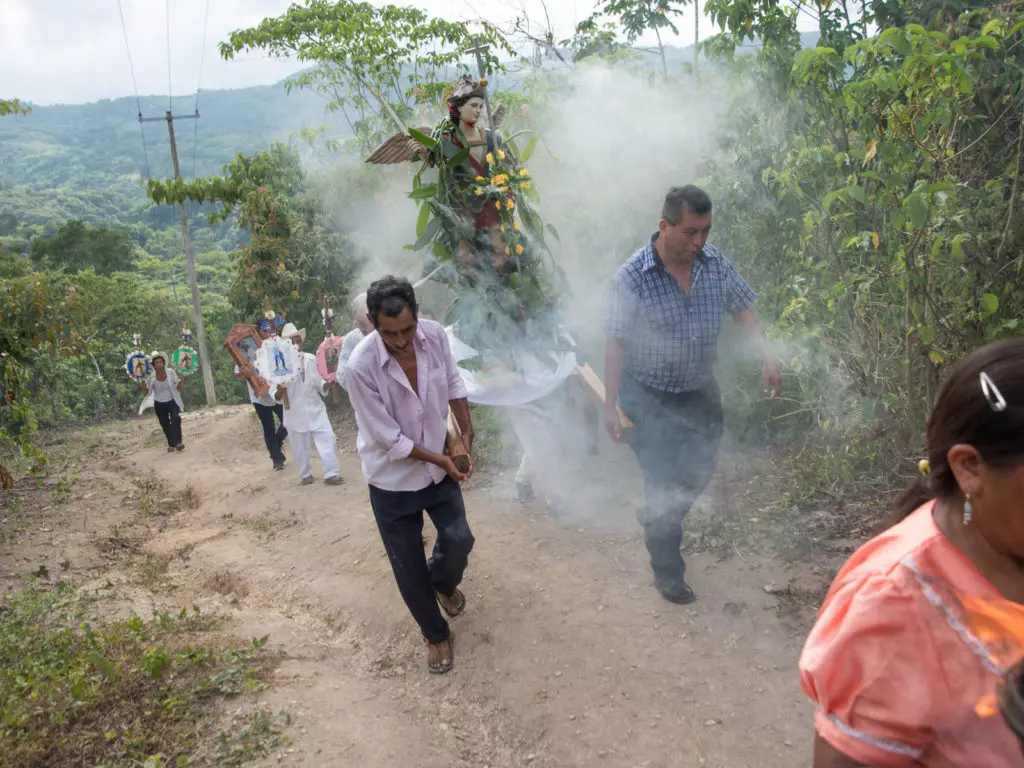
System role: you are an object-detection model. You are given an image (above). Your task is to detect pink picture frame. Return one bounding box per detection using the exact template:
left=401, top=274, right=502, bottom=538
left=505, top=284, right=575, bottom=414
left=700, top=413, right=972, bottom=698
left=316, top=336, right=345, bottom=384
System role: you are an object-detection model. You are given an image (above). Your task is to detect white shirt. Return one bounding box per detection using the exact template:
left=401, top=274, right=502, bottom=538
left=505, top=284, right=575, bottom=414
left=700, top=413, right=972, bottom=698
left=235, top=364, right=276, bottom=407
left=336, top=327, right=366, bottom=391
left=139, top=367, right=184, bottom=415
left=151, top=376, right=175, bottom=402
left=281, top=352, right=332, bottom=433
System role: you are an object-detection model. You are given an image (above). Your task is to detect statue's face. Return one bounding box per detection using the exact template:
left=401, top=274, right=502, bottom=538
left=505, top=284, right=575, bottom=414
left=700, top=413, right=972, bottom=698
left=459, top=97, right=485, bottom=125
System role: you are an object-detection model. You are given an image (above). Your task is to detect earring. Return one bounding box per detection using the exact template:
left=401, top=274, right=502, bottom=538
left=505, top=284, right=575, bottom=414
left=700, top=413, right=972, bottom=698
left=963, top=495, right=973, bottom=526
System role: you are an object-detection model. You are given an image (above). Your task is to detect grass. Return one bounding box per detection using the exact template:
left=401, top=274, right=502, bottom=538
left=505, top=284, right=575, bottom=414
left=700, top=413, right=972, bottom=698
left=0, top=581, right=281, bottom=767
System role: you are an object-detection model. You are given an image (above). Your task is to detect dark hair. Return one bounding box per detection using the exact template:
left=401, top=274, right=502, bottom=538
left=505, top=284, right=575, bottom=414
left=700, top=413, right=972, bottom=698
left=662, top=185, right=712, bottom=224
left=891, top=338, right=1024, bottom=524
left=366, top=275, right=418, bottom=328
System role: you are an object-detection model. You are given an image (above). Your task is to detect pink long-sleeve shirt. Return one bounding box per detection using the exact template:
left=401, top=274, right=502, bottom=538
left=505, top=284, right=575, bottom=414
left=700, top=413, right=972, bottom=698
left=345, top=319, right=468, bottom=492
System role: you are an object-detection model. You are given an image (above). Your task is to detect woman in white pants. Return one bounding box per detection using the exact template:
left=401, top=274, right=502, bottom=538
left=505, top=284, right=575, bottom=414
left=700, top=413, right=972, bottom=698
left=275, top=323, right=342, bottom=486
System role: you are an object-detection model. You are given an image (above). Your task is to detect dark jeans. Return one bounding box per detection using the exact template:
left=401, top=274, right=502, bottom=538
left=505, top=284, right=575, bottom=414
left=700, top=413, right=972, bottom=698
left=253, top=402, right=287, bottom=461
left=619, top=374, right=724, bottom=588
left=368, top=476, right=475, bottom=643
left=153, top=400, right=182, bottom=447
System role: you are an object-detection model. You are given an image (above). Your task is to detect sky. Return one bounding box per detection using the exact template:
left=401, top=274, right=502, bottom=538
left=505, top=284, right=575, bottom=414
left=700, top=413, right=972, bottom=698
left=0, top=0, right=755, bottom=106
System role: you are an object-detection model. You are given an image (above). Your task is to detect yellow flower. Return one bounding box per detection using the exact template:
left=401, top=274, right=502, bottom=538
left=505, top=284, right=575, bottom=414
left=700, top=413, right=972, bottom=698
left=519, top=168, right=529, bottom=176
left=500, top=225, right=506, bottom=232
left=515, top=243, right=524, bottom=255
left=475, top=188, right=484, bottom=196
left=498, top=186, right=509, bottom=194
left=498, top=150, right=506, bottom=160
left=513, top=220, right=520, bottom=231
left=521, top=182, right=531, bottom=189
left=485, top=152, right=494, bottom=164
left=504, top=247, right=511, bottom=255
left=495, top=201, right=502, bottom=211
left=506, top=199, right=515, bottom=211
left=475, top=175, right=485, bottom=182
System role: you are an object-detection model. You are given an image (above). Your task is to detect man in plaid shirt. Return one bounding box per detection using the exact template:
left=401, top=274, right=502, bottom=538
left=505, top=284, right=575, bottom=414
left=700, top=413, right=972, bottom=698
left=604, top=185, right=782, bottom=604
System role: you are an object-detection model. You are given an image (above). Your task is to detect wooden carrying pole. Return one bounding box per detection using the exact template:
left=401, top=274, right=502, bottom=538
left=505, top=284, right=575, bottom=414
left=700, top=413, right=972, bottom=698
left=445, top=409, right=471, bottom=473
left=574, top=363, right=634, bottom=441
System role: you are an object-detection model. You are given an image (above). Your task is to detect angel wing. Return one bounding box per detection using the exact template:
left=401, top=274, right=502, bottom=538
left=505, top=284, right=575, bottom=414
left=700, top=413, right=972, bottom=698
left=365, top=127, right=433, bottom=165
left=490, top=103, right=505, bottom=131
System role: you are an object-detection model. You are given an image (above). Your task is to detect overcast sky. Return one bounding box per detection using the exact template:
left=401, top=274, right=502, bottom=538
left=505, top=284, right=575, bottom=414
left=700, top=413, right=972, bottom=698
left=2, top=0, right=810, bottom=106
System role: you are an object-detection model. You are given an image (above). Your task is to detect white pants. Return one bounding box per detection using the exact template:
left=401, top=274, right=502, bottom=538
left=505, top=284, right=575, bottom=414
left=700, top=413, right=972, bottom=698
left=289, top=427, right=340, bottom=480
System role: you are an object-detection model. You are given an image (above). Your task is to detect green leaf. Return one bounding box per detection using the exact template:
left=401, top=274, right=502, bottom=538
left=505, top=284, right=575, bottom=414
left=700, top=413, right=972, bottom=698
left=905, top=194, right=929, bottom=229
left=822, top=190, right=840, bottom=212
left=845, top=185, right=866, bottom=204
left=981, top=293, right=999, bottom=317
left=413, top=217, right=442, bottom=251
left=521, top=136, right=538, bottom=164
left=928, top=350, right=945, bottom=365
left=951, top=235, right=965, bottom=261
left=409, top=184, right=437, bottom=201
left=448, top=147, right=470, bottom=168
left=432, top=242, right=452, bottom=262
left=415, top=202, right=431, bottom=239
left=927, top=181, right=955, bottom=194
left=545, top=222, right=561, bottom=244
left=407, top=127, right=437, bottom=149
left=918, top=325, right=935, bottom=345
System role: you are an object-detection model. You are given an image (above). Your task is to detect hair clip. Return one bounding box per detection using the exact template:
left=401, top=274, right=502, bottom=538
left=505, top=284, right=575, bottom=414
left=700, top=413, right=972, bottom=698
left=918, top=459, right=930, bottom=477
left=980, top=371, right=1007, bottom=412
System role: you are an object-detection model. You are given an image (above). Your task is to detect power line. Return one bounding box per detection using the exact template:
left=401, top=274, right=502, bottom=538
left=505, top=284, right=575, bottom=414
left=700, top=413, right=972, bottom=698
left=165, top=0, right=173, bottom=110
left=192, top=0, right=211, bottom=181
left=116, top=0, right=151, bottom=178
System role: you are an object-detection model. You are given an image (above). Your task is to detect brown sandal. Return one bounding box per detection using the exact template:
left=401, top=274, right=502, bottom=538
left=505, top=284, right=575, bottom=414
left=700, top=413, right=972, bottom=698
left=436, top=587, right=466, bottom=618
left=425, top=634, right=454, bottom=674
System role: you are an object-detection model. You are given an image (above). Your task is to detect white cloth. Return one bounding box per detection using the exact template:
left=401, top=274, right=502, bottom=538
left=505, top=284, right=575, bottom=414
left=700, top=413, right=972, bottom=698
left=234, top=363, right=276, bottom=406
left=280, top=352, right=332, bottom=433
left=139, top=368, right=184, bottom=415
left=444, top=326, right=578, bottom=406
left=336, top=327, right=366, bottom=392
left=289, top=427, right=340, bottom=480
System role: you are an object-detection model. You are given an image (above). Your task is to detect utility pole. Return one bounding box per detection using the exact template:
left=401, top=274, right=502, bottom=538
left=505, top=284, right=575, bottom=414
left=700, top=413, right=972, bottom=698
left=465, top=38, right=493, bottom=126
left=694, top=0, right=700, bottom=68
left=140, top=108, right=217, bottom=406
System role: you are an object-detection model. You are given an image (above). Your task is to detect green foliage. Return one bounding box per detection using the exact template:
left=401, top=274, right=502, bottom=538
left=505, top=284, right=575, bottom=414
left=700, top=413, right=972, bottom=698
left=0, top=582, right=276, bottom=767
left=0, top=100, right=30, bottom=117
left=30, top=219, right=138, bottom=274
left=219, top=0, right=512, bottom=153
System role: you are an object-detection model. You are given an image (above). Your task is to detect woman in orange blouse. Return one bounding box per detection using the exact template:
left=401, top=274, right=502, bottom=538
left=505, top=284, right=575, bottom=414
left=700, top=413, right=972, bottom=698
left=800, top=338, right=1024, bottom=767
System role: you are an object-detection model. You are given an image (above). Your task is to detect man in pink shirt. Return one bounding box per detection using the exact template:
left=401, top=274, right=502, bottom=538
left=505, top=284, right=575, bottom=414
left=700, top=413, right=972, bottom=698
left=345, top=275, right=476, bottom=675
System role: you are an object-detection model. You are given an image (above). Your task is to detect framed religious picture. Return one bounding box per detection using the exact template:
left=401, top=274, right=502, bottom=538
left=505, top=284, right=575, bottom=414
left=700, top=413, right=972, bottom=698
left=172, top=346, right=198, bottom=376
left=125, top=350, right=151, bottom=382
left=315, top=335, right=344, bottom=384
left=256, top=335, right=300, bottom=389
left=224, top=323, right=270, bottom=398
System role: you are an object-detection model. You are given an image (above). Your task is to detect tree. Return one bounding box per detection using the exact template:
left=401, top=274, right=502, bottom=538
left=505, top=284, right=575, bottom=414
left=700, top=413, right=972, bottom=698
left=579, top=0, right=689, bottom=77
left=30, top=220, right=138, bottom=275
left=148, top=142, right=364, bottom=334
left=219, top=0, right=512, bottom=153
left=0, top=99, right=30, bottom=117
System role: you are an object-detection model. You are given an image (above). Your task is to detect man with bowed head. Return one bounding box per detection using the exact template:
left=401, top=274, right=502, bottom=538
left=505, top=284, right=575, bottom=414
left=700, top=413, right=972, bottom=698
left=345, top=275, right=476, bottom=675
left=604, top=185, right=782, bottom=605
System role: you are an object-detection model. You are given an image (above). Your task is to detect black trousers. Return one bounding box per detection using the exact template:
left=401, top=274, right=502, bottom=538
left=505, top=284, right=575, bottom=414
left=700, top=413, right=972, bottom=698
left=619, top=374, right=724, bottom=587
left=368, top=476, right=475, bottom=643
left=253, top=402, right=287, bottom=461
left=153, top=400, right=182, bottom=447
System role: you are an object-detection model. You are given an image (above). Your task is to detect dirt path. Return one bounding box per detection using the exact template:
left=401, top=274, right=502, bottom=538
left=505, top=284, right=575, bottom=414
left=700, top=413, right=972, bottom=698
left=3, top=406, right=824, bottom=767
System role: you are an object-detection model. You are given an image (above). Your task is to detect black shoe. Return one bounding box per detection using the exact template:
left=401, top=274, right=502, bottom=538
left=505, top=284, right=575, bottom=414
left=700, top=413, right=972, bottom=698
left=656, top=579, right=696, bottom=605
left=273, top=458, right=284, bottom=471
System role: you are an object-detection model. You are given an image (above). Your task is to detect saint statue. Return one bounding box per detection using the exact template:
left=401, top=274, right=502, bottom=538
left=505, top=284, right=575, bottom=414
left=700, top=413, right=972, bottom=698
left=367, top=75, right=562, bottom=354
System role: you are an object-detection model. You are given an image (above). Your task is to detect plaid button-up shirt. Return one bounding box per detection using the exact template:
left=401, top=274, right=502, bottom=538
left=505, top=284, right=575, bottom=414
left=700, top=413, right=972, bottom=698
left=605, top=234, right=756, bottom=393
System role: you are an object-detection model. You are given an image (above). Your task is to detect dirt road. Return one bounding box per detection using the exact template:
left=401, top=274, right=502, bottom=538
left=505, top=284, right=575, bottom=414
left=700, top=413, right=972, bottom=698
left=3, top=405, right=824, bottom=767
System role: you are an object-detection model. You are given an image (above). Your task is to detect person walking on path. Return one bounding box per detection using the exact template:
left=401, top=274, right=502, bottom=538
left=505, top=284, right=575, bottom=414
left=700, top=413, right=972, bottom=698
left=275, top=323, right=342, bottom=486
left=139, top=351, right=187, bottom=452
left=235, top=322, right=288, bottom=470
left=603, top=185, right=782, bottom=605
left=800, top=339, right=1024, bottom=767
left=345, top=275, right=475, bottom=675
left=337, top=292, right=373, bottom=392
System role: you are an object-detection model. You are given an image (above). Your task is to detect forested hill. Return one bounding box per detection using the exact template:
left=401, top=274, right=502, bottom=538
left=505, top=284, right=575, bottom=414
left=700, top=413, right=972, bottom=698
left=0, top=82, right=340, bottom=251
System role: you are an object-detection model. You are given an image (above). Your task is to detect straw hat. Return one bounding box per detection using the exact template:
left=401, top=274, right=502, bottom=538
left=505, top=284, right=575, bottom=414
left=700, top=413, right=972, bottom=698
left=149, top=350, right=167, bottom=364
left=280, top=323, right=306, bottom=343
